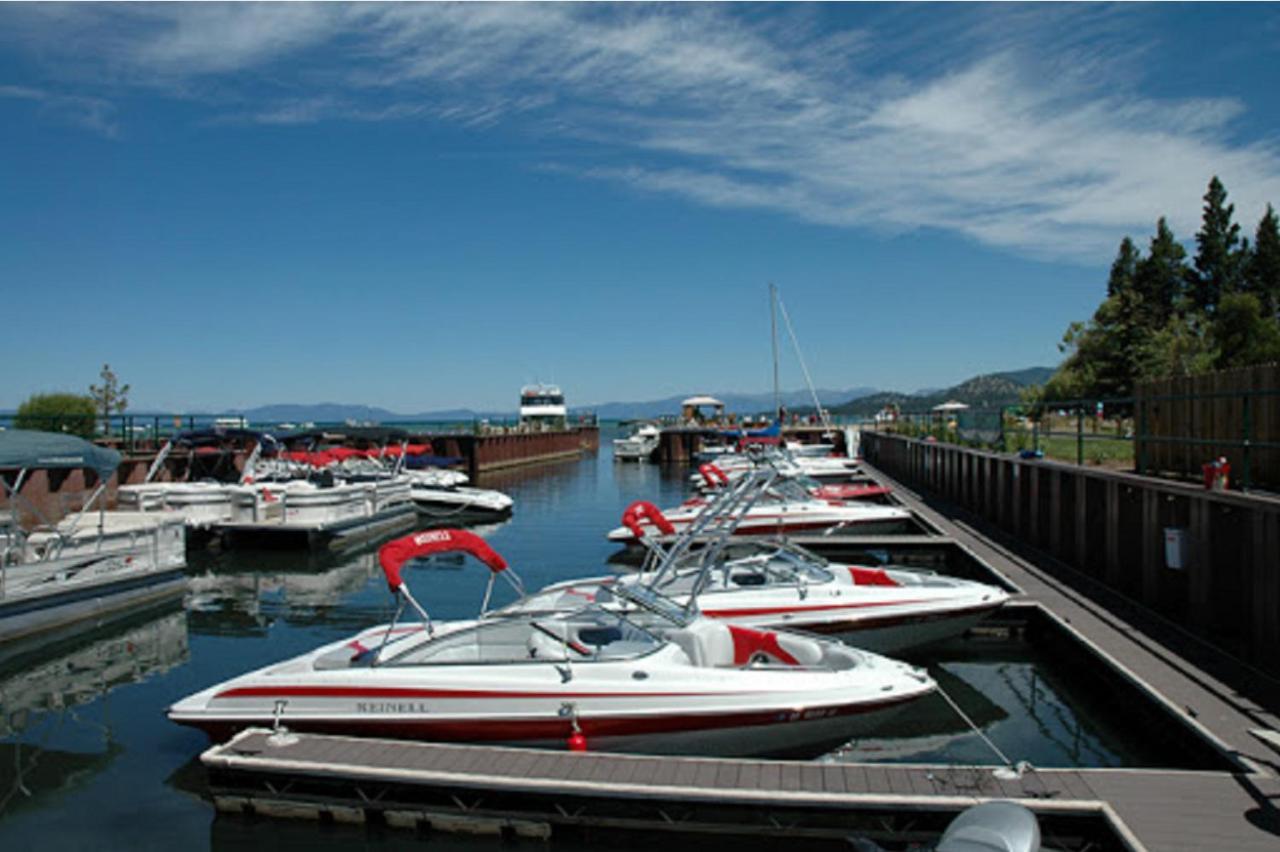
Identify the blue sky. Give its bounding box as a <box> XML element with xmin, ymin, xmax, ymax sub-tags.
<box><xmin>3</xmin><ymin>3</ymin><xmax>1279</xmax><ymax>413</ymax></box>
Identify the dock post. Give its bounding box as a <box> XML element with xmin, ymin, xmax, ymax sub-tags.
<box><xmin>1188</xmin><ymin>498</ymin><xmax>1213</xmax><ymax>633</ymax></box>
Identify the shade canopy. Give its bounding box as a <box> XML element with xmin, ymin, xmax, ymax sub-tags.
<box><xmin>681</xmin><ymin>395</ymin><xmax>724</xmax><ymax>408</ymax></box>
<box><xmin>932</xmin><ymin>400</ymin><xmax>970</xmax><ymax>412</ymax></box>
<box><xmin>170</xmin><ymin>428</ymin><xmax>277</xmax><ymax>448</ymax></box>
<box><xmin>0</xmin><ymin>429</ymin><xmax>121</xmax><ymax>478</ymax></box>
<box><xmin>277</xmin><ymin>426</ymin><xmax>410</xmax><ymax>445</ymax></box>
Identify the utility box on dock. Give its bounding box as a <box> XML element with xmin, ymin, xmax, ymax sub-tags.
<box><xmin>1164</xmin><ymin>527</ymin><xmax>1188</xmax><ymax>570</ymax></box>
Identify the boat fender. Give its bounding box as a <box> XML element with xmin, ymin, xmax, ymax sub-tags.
<box><xmin>567</xmin><ymin>723</ymin><xmax>588</xmax><ymax>752</ymax></box>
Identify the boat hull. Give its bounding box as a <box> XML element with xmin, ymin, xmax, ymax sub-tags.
<box><xmin>0</xmin><ymin>567</ymin><xmax>187</xmax><ymax>646</ymax></box>
<box><xmin>173</xmin><ymin>689</ymin><xmax>922</xmax><ymax>759</ymax></box>
<box><xmin>751</xmin><ymin>602</ymin><xmax>1005</xmax><ymax>655</ymax></box>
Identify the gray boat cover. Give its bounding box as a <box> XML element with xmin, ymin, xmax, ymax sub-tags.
<box><xmin>0</xmin><ymin>429</ymin><xmax>122</xmax><ymax>478</ymax></box>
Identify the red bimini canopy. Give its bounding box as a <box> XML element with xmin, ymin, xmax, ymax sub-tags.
<box><xmin>621</xmin><ymin>500</ymin><xmax>677</xmax><ymax>539</ymax></box>
<box><xmin>379</xmin><ymin>529</ymin><xmax>509</xmax><ymax>592</ymax></box>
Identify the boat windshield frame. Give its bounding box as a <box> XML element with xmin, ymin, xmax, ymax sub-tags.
<box><xmin>612</xmin><ymin>583</ymin><xmax>695</xmax><ymax>627</ymax></box>
<box><xmin>377</xmin><ymin>603</ymin><xmax>670</xmax><ymax>667</ymax></box>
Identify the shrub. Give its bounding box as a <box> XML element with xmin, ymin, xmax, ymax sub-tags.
<box><xmin>14</xmin><ymin>393</ymin><xmax>98</xmax><ymax>438</ymax></box>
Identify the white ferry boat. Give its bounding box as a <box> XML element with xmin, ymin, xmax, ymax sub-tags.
<box><xmin>518</xmin><ymin>383</ymin><xmax>567</xmax><ymax>430</ymax></box>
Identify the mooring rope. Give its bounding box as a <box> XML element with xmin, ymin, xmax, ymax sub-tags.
<box><xmin>932</xmin><ymin>677</ymin><xmax>1020</xmax><ymax>772</ymax></box>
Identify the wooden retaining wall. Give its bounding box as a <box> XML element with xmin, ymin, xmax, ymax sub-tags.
<box><xmin>861</xmin><ymin>431</ymin><xmax>1280</xmax><ymax>677</ymax></box>
<box><xmin>1135</xmin><ymin>362</ymin><xmax>1280</xmax><ymax>488</ymax></box>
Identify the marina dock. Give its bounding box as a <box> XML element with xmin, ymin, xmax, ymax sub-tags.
<box><xmin>194</xmin><ymin>456</ymin><xmax>1280</xmax><ymax>851</ymax></box>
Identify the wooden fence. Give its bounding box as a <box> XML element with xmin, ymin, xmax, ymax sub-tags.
<box><xmin>1136</xmin><ymin>363</ymin><xmax>1280</xmax><ymax>489</ymax></box>
<box><xmin>861</xmin><ymin>430</ymin><xmax>1280</xmax><ymax>678</ymax></box>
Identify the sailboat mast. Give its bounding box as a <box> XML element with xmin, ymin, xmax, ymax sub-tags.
<box><xmin>770</xmin><ymin>282</ymin><xmax>780</xmax><ymax>422</ymax></box>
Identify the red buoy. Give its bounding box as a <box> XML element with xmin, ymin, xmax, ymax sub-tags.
<box><xmin>567</xmin><ymin>728</ymin><xmax>588</xmax><ymax>752</ymax></box>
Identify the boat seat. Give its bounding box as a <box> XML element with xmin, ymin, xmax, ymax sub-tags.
<box><xmin>527</xmin><ymin>621</ymin><xmax>590</xmax><ymax>660</ymax></box>
<box><xmin>667</xmin><ymin>620</ymin><xmax>825</xmax><ymax>668</ymax></box>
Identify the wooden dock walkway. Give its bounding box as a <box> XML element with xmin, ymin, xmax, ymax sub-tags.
<box><xmin>867</xmin><ymin>463</ymin><xmax>1280</xmax><ymax>851</ymax></box>
<box><xmin>204</xmin><ymin>728</ymin><xmax>1134</xmax><ymax>849</ymax></box>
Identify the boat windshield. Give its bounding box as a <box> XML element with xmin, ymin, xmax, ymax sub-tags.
<box><xmin>613</xmin><ymin>583</ymin><xmax>694</xmax><ymax>627</ymax></box>
<box><xmin>766</xmin><ymin>478</ymin><xmax>813</xmax><ymax>502</ymax></box>
<box><xmin>379</xmin><ymin>605</ymin><xmax>664</xmax><ymax>666</ymax></box>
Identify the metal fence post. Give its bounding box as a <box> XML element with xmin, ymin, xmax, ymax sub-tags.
<box><xmin>1077</xmin><ymin>405</ymin><xmax>1084</xmax><ymax>466</ymax></box>
<box><xmin>1242</xmin><ymin>391</ymin><xmax>1252</xmax><ymax>491</ymax></box>
<box><xmin>1137</xmin><ymin>396</ymin><xmax>1147</xmax><ymax>475</ymax></box>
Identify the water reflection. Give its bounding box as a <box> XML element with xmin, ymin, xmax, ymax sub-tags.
<box><xmin>0</xmin><ymin>600</ymin><xmax>189</xmax><ymax>817</ymax></box>
<box><xmin>831</xmin><ymin>634</ymin><xmax>1161</xmax><ymax>768</ymax></box>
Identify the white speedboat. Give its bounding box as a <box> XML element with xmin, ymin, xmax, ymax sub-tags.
<box><xmin>691</xmin><ymin>451</ymin><xmax>862</xmax><ymax>485</ymax></box>
<box><xmin>1</xmin><ymin>431</ymin><xmax>187</xmax><ymax>645</ymax></box>
<box><xmin>510</xmin><ymin>536</ymin><xmax>1007</xmax><ymax>654</ymax></box>
<box><xmin>405</xmin><ymin>468</ymin><xmax>469</xmax><ymax>488</ymax></box>
<box><xmin>409</xmin><ymin>482</ymin><xmax>514</xmax><ymax>520</ymax></box>
<box><xmin>169</xmin><ymin>530</ymin><xmax>936</xmax><ymax>757</ymax></box>
<box><xmin>607</xmin><ymin>478</ymin><xmax>910</xmax><ymax>543</ymax></box>
<box><xmin>613</xmin><ymin>423</ymin><xmax>660</xmax><ymax>462</ymax></box>
<box><xmin>697</xmin><ymin>463</ymin><xmax>890</xmax><ymax>502</ymax></box>
<box><xmin>785</xmin><ymin>440</ymin><xmax>838</xmax><ymax>458</ymax></box>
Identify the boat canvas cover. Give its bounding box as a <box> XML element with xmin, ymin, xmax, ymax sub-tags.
<box><xmin>0</xmin><ymin>430</ymin><xmax>121</xmax><ymax>478</ymax></box>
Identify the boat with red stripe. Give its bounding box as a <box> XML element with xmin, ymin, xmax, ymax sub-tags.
<box><xmin>168</xmin><ymin>529</ymin><xmax>935</xmax><ymax>757</ymax></box>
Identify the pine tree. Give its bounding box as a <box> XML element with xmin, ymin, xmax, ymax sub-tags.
<box><xmin>88</xmin><ymin>363</ymin><xmax>130</xmax><ymax>431</ymax></box>
<box><xmin>1133</xmin><ymin>218</ymin><xmax>1185</xmax><ymax>330</ymax></box>
<box><xmin>1210</xmin><ymin>292</ymin><xmax>1280</xmax><ymax>369</ymax></box>
<box><xmin>1190</xmin><ymin>176</ymin><xmax>1244</xmax><ymax>314</ymax></box>
<box><xmin>1107</xmin><ymin>237</ymin><xmax>1140</xmax><ymax>298</ymax></box>
<box><xmin>1246</xmin><ymin>203</ymin><xmax>1280</xmax><ymax>318</ymax></box>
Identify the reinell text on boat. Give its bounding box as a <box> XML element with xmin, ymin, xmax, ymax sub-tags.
<box><xmin>169</xmin><ymin>529</ymin><xmax>936</xmax><ymax>757</ymax></box>
<box><xmin>0</xmin><ymin>431</ymin><xmax>187</xmax><ymax>645</ymax></box>
<box><xmin>610</xmin><ymin>463</ymin><xmax>911</xmax><ymax>544</ymax></box>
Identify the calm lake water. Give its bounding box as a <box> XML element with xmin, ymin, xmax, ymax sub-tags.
<box><xmin>1</xmin><ymin>427</ymin><xmax>1174</xmax><ymax>849</ymax></box>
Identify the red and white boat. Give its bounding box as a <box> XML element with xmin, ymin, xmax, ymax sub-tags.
<box><xmin>696</xmin><ymin>463</ymin><xmax>891</xmax><ymax>502</ymax></box>
<box><xmin>607</xmin><ymin>477</ymin><xmax>911</xmax><ymax>543</ymax></box>
<box><xmin>168</xmin><ymin>530</ymin><xmax>935</xmax><ymax>757</ymax></box>
<box><xmin>511</xmin><ymin>533</ymin><xmax>1008</xmax><ymax>655</ymax></box>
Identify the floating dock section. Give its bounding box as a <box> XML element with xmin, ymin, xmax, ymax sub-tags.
<box><xmin>202</xmin><ymin>728</ymin><xmax>1135</xmax><ymax>849</ymax></box>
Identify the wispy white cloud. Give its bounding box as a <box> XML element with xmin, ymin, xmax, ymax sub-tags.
<box><xmin>1</xmin><ymin>81</ymin><xmax>118</xmax><ymax>137</ymax></box>
<box><xmin>3</xmin><ymin>3</ymin><xmax>1279</xmax><ymax>261</ymax></box>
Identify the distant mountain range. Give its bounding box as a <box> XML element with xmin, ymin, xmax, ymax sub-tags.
<box><xmin>822</xmin><ymin>367</ymin><xmax>1054</xmax><ymax>417</ymax></box>
<box><xmin>581</xmin><ymin>387</ymin><xmax>880</xmax><ymax>421</ymax></box>
<box><xmin>54</xmin><ymin>370</ymin><xmax>1051</xmax><ymax>426</ymax></box>
<box><xmin>222</xmin><ymin>387</ymin><xmax>880</xmax><ymax>425</ymax></box>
